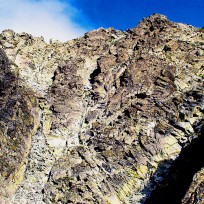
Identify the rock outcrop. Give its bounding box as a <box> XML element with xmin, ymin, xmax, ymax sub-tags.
<box><xmin>0</xmin><ymin>14</ymin><xmax>203</xmax><ymax>204</ymax></box>
<box><xmin>182</xmin><ymin>168</ymin><xmax>204</xmax><ymax>204</ymax></box>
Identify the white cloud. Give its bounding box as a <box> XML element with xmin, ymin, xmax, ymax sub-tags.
<box><xmin>0</xmin><ymin>0</ymin><xmax>87</xmax><ymax>42</ymax></box>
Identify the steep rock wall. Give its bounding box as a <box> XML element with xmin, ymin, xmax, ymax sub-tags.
<box><xmin>0</xmin><ymin>14</ymin><xmax>203</xmax><ymax>203</ymax></box>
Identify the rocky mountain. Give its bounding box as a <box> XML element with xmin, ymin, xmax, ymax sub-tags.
<box><xmin>0</xmin><ymin>14</ymin><xmax>203</xmax><ymax>204</ymax></box>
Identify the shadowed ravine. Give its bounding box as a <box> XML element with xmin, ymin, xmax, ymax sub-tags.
<box><xmin>145</xmin><ymin>122</ymin><xmax>204</xmax><ymax>204</ymax></box>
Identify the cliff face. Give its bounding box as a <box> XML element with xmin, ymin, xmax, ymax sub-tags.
<box><xmin>0</xmin><ymin>14</ymin><xmax>203</xmax><ymax>204</ymax></box>
<box><xmin>182</xmin><ymin>167</ymin><xmax>204</xmax><ymax>204</ymax></box>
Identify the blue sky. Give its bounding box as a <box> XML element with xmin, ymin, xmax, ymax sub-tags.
<box><xmin>69</xmin><ymin>0</ymin><xmax>204</xmax><ymax>30</ymax></box>
<box><xmin>0</xmin><ymin>0</ymin><xmax>203</xmax><ymax>42</ymax></box>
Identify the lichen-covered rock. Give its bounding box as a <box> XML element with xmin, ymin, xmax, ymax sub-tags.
<box><xmin>0</xmin><ymin>49</ymin><xmax>40</xmax><ymax>203</ymax></box>
<box><xmin>0</xmin><ymin>14</ymin><xmax>203</xmax><ymax>203</ymax></box>
<box><xmin>182</xmin><ymin>168</ymin><xmax>204</xmax><ymax>204</ymax></box>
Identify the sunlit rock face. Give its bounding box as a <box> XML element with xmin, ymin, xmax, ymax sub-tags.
<box><xmin>0</xmin><ymin>14</ymin><xmax>203</xmax><ymax>204</ymax></box>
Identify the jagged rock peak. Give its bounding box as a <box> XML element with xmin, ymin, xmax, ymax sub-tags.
<box><xmin>0</xmin><ymin>14</ymin><xmax>203</xmax><ymax>204</ymax></box>
<box><xmin>139</xmin><ymin>13</ymin><xmax>168</xmax><ymax>25</ymax></box>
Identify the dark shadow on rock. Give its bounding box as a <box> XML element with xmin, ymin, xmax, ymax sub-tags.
<box><xmin>0</xmin><ymin>48</ymin><xmax>38</xmax><ymax>200</ymax></box>
<box><xmin>139</xmin><ymin>159</ymin><xmax>173</xmax><ymax>203</ymax></box>
<box><xmin>144</xmin><ymin>120</ymin><xmax>204</xmax><ymax>204</ymax></box>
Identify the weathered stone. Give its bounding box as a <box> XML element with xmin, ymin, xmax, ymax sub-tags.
<box><xmin>0</xmin><ymin>14</ymin><xmax>202</xmax><ymax>204</ymax></box>
<box><xmin>182</xmin><ymin>168</ymin><xmax>204</xmax><ymax>204</ymax></box>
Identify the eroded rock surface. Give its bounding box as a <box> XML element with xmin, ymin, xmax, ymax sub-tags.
<box><xmin>182</xmin><ymin>168</ymin><xmax>204</xmax><ymax>204</ymax></box>
<box><xmin>0</xmin><ymin>14</ymin><xmax>203</xmax><ymax>203</ymax></box>
<box><xmin>0</xmin><ymin>47</ymin><xmax>40</xmax><ymax>203</ymax></box>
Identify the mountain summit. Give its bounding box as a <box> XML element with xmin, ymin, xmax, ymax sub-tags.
<box><xmin>0</xmin><ymin>14</ymin><xmax>203</xmax><ymax>204</ymax></box>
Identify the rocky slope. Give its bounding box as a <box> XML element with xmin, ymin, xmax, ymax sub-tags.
<box><xmin>182</xmin><ymin>167</ymin><xmax>204</xmax><ymax>204</ymax></box>
<box><xmin>0</xmin><ymin>14</ymin><xmax>203</xmax><ymax>204</ymax></box>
